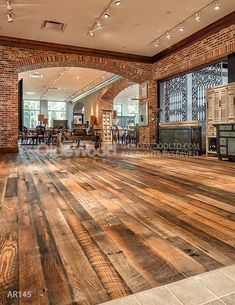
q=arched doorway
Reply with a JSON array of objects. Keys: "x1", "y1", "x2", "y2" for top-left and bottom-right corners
[{"x1": 0, "y1": 46, "x2": 150, "y2": 152}]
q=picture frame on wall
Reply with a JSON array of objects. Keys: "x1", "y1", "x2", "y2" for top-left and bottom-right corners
[
  {"x1": 139, "y1": 101, "x2": 149, "y2": 126},
  {"x1": 140, "y1": 82, "x2": 148, "y2": 99}
]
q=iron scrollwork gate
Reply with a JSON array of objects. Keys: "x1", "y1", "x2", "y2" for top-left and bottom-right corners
[
  {"x1": 163, "y1": 74, "x2": 187, "y2": 122},
  {"x1": 160, "y1": 61, "x2": 225, "y2": 123},
  {"x1": 192, "y1": 62, "x2": 223, "y2": 121}
]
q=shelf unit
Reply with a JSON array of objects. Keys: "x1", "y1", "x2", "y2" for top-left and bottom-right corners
[
  {"x1": 206, "y1": 82, "x2": 235, "y2": 155},
  {"x1": 102, "y1": 110, "x2": 112, "y2": 142}
]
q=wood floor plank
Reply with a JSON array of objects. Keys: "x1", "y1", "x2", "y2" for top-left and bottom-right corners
[{"x1": 1, "y1": 147, "x2": 235, "y2": 305}]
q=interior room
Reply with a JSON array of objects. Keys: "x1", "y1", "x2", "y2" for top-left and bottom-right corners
[{"x1": 0, "y1": 1, "x2": 235, "y2": 305}]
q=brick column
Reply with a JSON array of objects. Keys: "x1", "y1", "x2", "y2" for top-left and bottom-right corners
[
  {"x1": 139, "y1": 80, "x2": 158, "y2": 144},
  {"x1": 0, "y1": 47, "x2": 18, "y2": 153}
]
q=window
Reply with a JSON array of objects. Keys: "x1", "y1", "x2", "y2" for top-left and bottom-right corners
[
  {"x1": 48, "y1": 101, "x2": 66, "y2": 127},
  {"x1": 128, "y1": 104, "x2": 139, "y2": 115},
  {"x1": 160, "y1": 61, "x2": 228, "y2": 122},
  {"x1": 23, "y1": 100, "x2": 40, "y2": 128},
  {"x1": 113, "y1": 104, "x2": 122, "y2": 116}
]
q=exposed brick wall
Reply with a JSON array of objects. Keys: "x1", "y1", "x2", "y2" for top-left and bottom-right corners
[
  {"x1": 0, "y1": 46, "x2": 19, "y2": 152},
  {"x1": 18, "y1": 52, "x2": 151, "y2": 83},
  {"x1": 101, "y1": 79, "x2": 135, "y2": 103},
  {"x1": 139, "y1": 80, "x2": 158, "y2": 144},
  {"x1": 73, "y1": 88, "x2": 112, "y2": 124},
  {"x1": 0, "y1": 46, "x2": 150, "y2": 152},
  {"x1": 152, "y1": 24, "x2": 235, "y2": 80},
  {"x1": 73, "y1": 79, "x2": 136, "y2": 126},
  {"x1": 0, "y1": 23, "x2": 235, "y2": 151},
  {"x1": 138, "y1": 24, "x2": 235, "y2": 144}
]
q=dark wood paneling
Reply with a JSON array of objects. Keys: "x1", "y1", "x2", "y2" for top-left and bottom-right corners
[{"x1": 228, "y1": 53, "x2": 235, "y2": 83}]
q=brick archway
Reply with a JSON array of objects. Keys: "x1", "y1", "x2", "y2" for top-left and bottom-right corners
[
  {"x1": 73, "y1": 79, "x2": 137, "y2": 124},
  {"x1": 0, "y1": 45, "x2": 151, "y2": 152},
  {"x1": 18, "y1": 54, "x2": 150, "y2": 83},
  {"x1": 101, "y1": 79, "x2": 136, "y2": 103}
]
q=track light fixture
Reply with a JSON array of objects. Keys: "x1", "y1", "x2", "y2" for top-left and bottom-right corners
[
  {"x1": 7, "y1": 11, "x2": 13, "y2": 22},
  {"x1": 104, "y1": 8, "x2": 110, "y2": 18},
  {"x1": 179, "y1": 23, "x2": 185, "y2": 32},
  {"x1": 195, "y1": 11, "x2": 201, "y2": 22},
  {"x1": 88, "y1": 29, "x2": 95, "y2": 37},
  {"x1": 149, "y1": 0, "x2": 223, "y2": 49},
  {"x1": 155, "y1": 39, "x2": 160, "y2": 47},
  {"x1": 166, "y1": 32, "x2": 171, "y2": 40},
  {"x1": 88, "y1": 0, "x2": 122, "y2": 37},
  {"x1": 96, "y1": 19, "x2": 102, "y2": 29},
  {"x1": 6, "y1": 0, "x2": 13, "y2": 11},
  {"x1": 214, "y1": 0, "x2": 221, "y2": 10}
]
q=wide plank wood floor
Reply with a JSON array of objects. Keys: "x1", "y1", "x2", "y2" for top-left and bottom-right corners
[{"x1": 0, "y1": 147, "x2": 235, "y2": 305}]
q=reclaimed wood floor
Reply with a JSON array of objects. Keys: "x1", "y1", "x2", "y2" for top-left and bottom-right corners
[{"x1": 0, "y1": 147, "x2": 235, "y2": 305}]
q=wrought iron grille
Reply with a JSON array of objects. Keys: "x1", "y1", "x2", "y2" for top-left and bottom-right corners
[
  {"x1": 192, "y1": 62, "x2": 223, "y2": 121},
  {"x1": 163, "y1": 74, "x2": 187, "y2": 122},
  {"x1": 160, "y1": 61, "x2": 226, "y2": 123}
]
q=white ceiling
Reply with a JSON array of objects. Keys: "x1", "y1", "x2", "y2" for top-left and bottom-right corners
[
  {"x1": 115, "y1": 84, "x2": 139, "y2": 101},
  {"x1": 0, "y1": 0, "x2": 234, "y2": 56},
  {"x1": 19, "y1": 67, "x2": 113, "y2": 101}
]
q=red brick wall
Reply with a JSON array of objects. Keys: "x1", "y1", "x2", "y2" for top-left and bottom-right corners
[
  {"x1": 101, "y1": 79, "x2": 135, "y2": 102},
  {"x1": 73, "y1": 87, "x2": 112, "y2": 124},
  {"x1": 0, "y1": 46, "x2": 150, "y2": 152},
  {"x1": 152, "y1": 24, "x2": 235, "y2": 80},
  {"x1": 0, "y1": 24, "x2": 235, "y2": 151},
  {"x1": 139, "y1": 24, "x2": 235, "y2": 144}
]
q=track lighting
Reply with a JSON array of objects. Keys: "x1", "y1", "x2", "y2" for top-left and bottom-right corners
[
  {"x1": 179, "y1": 23, "x2": 185, "y2": 32},
  {"x1": 96, "y1": 19, "x2": 102, "y2": 29},
  {"x1": 104, "y1": 8, "x2": 110, "y2": 18},
  {"x1": 214, "y1": 0, "x2": 221, "y2": 10},
  {"x1": 6, "y1": 0, "x2": 12, "y2": 11},
  {"x1": 7, "y1": 12, "x2": 13, "y2": 22},
  {"x1": 155, "y1": 39, "x2": 160, "y2": 47},
  {"x1": 88, "y1": 0, "x2": 122, "y2": 36},
  {"x1": 149, "y1": 0, "x2": 223, "y2": 49},
  {"x1": 88, "y1": 29, "x2": 95, "y2": 37},
  {"x1": 195, "y1": 11, "x2": 201, "y2": 22},
  {"x1": 166, "y1": 32, "x2": 171, "y2": 40}
]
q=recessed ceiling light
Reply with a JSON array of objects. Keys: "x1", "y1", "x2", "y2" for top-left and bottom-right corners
[
  {"x1": 25, "y1": 92, "x2": 36, "y2": 95},
  {"x1": 115, "y1": 0, "x2": 121, "y2": 6},
  {"x1": 30, "y1": 73, "x2": 43, "y2": 79}
]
